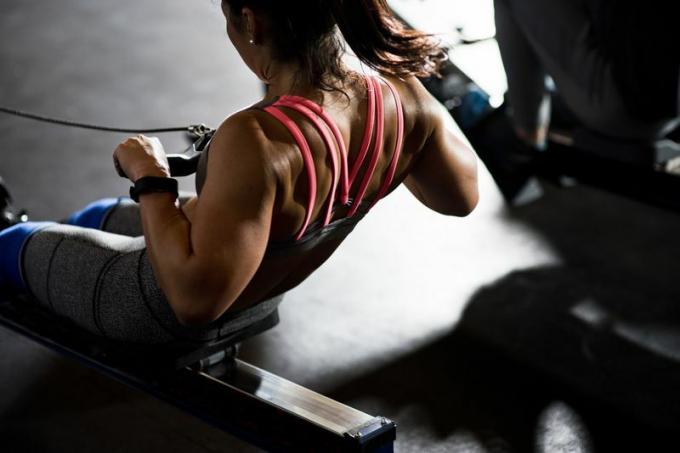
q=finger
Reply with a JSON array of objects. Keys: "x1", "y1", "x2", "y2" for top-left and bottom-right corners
[
  {"x1": 143, "y1": 135, "x2": 163, "y2": 148},
  {"x1": 113, "y1": 155, "x2": 127, "y2": 178}
]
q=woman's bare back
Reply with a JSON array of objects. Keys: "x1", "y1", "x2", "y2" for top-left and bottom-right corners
[{"x1": 187, "y1": 75, "x2": 438, "y2": 311}]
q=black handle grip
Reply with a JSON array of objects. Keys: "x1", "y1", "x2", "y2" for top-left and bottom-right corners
[
  {"x1": 167, "y1": 153, "x2": 202, "y2": 177},
  {"x1": 168, "y1": 128, "x2": 214, "y2": 176}
]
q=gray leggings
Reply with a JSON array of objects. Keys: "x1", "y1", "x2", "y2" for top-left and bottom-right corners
[
  {"x1": 21, "y1": 198, "x2": 281, "y2": 345},
  {"x1": 495, "y1": 0, "x2": 679, "y2": 140}
]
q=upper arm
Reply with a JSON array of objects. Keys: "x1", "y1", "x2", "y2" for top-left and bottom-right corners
[
  {"x1": 404, "y1": 84, "x2": 479, "y2": 216},
  {"x1": 185, "y1": 112, "x2": 277, "y2": 321}
]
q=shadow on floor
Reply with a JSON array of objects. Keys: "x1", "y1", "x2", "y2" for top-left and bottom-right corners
[
  {"x1": 326, "y1": 185, "x2": 680, "y2": 452},
  {"x1": 0, "y1": 352, "x2": 143, "y2": 421}
]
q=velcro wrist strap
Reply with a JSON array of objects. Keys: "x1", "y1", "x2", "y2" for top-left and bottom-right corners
[{"x1": 129, "y1": 177, "x2": 179, "y2": 203}]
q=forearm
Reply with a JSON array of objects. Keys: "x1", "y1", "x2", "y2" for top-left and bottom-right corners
[
  {"x1": 407, "y1": 127, "x2": 479, "y2": 216},
  {"x1": 406, "y1": 171, "x2": 477, "y2": 216},
  {"x1": 403, "y1": 176, "x2": 433, "y2": 209}
]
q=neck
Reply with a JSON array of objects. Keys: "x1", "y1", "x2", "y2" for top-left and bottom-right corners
[
  {"x1": 262, "y1": 60, "x2": 350, "y2": 99},
  {"x1": 263, "y1": 60, "x2": 308, "y2": 98}
]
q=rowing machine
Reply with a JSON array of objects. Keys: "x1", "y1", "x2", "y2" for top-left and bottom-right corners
[{"x1": 0, "y1": 294, "x2": 396, "y2": 452}]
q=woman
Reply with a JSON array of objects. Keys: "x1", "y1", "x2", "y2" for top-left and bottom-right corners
[{"x1": 0, "y1": 0, "x2": 478, "y2": 344}]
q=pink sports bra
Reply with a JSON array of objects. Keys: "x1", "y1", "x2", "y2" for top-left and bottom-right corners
[{"x1": 261, "y1": 74, "x2": 405, "y2": 244}]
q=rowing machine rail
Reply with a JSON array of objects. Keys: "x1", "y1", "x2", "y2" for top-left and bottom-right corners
[{"x1": 0, "y1": 299, "x2": 396, "y2": 452}]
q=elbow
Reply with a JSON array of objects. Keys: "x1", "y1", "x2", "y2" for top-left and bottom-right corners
[
  {"x1": 456, "y1": 156, "x2": 480, "y2": 216},
  {"x1": 166, "y1": 281, "x2": 235, "y2": 328},
  {"x1": 452, "y1": 165, "x2": 479, "y2": 216},
  {"x1": 441, "y1": 155, "x2": 479, "y2": 217},
  {"x1": 174, "y1": 306, "x2": 222, "y2": 328},
  {"x1": 453, "y1": 189, "x2": 479, "y2": 217},
  {"x1": 154, "y1": 256, "x2": 242, "y2": 327},
  {"x1": 441, "y1": 199, "x2": 477, "y2": 217},
  {"x1": 429, "y1": 190, "x2": 478, "y2": 217},
  {"x1": 441, "y1": 180, "x2": 479, "y2": 217}
]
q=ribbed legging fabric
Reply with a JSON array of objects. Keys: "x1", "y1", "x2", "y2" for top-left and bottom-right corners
[{"x1": 3, "y1": 197, "x2": 281, "y2": 345}]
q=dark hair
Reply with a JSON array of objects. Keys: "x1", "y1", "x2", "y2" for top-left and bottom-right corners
[{"x1": 224, "y1": 0, "x2": 447, "y2": 91}]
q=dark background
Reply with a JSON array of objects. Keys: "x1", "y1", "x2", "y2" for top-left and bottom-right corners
[{"x1": 1, "y1": 1, "x2": 678, "y2": 451}]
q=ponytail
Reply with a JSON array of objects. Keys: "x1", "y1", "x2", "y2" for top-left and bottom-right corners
[{"x1": 331, "y1": 0, "x2": 447, "y2": 78}]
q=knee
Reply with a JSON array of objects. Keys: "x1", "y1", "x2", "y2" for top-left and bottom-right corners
[
  {"x1": 0, "y1": 221, "x2": 55, "y2": 291},
  {"x1": 66, "y1": 197, "x2": 127, "y2": 230}
]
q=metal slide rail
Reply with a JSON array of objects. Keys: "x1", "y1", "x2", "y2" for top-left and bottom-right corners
[{"x1": 0, "y1": 299, "x2": 396, "y2": 452}]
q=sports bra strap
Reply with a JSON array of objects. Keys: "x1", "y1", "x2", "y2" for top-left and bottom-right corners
[
  {"x1": 275, "y1": 97, "x2": 341, "y2": 226},
  {"x1": 283, "y1": 96, "x2": 351, "y2": 205},
  {"x1": 260, "y1": 73, "x2": 404, "y2": 240},
  {"x1": 262, "y1": 105, "x2": 317, "y2": 240},
  {"x1": 370, "y1": 77, "x2": 405, "y2": 208},
  {"x1": 347, "y1": 76, "x2": 385, "y2": 218},
  {"x1": 348, "y1": 75, "x2": 377, "y2": 188}
]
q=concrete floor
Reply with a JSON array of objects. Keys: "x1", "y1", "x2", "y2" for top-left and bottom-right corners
[{"x1": 1, "y1": 1, "x2": 678, "y2": 452}]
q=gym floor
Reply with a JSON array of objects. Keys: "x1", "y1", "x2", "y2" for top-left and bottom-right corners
[{"x1": 1, "y1": 1, "x2": 678, "y2": 452}]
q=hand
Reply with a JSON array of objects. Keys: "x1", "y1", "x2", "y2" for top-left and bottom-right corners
[{"x1": 113, "y1": 135, "x2": 171, "y2": 182}]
